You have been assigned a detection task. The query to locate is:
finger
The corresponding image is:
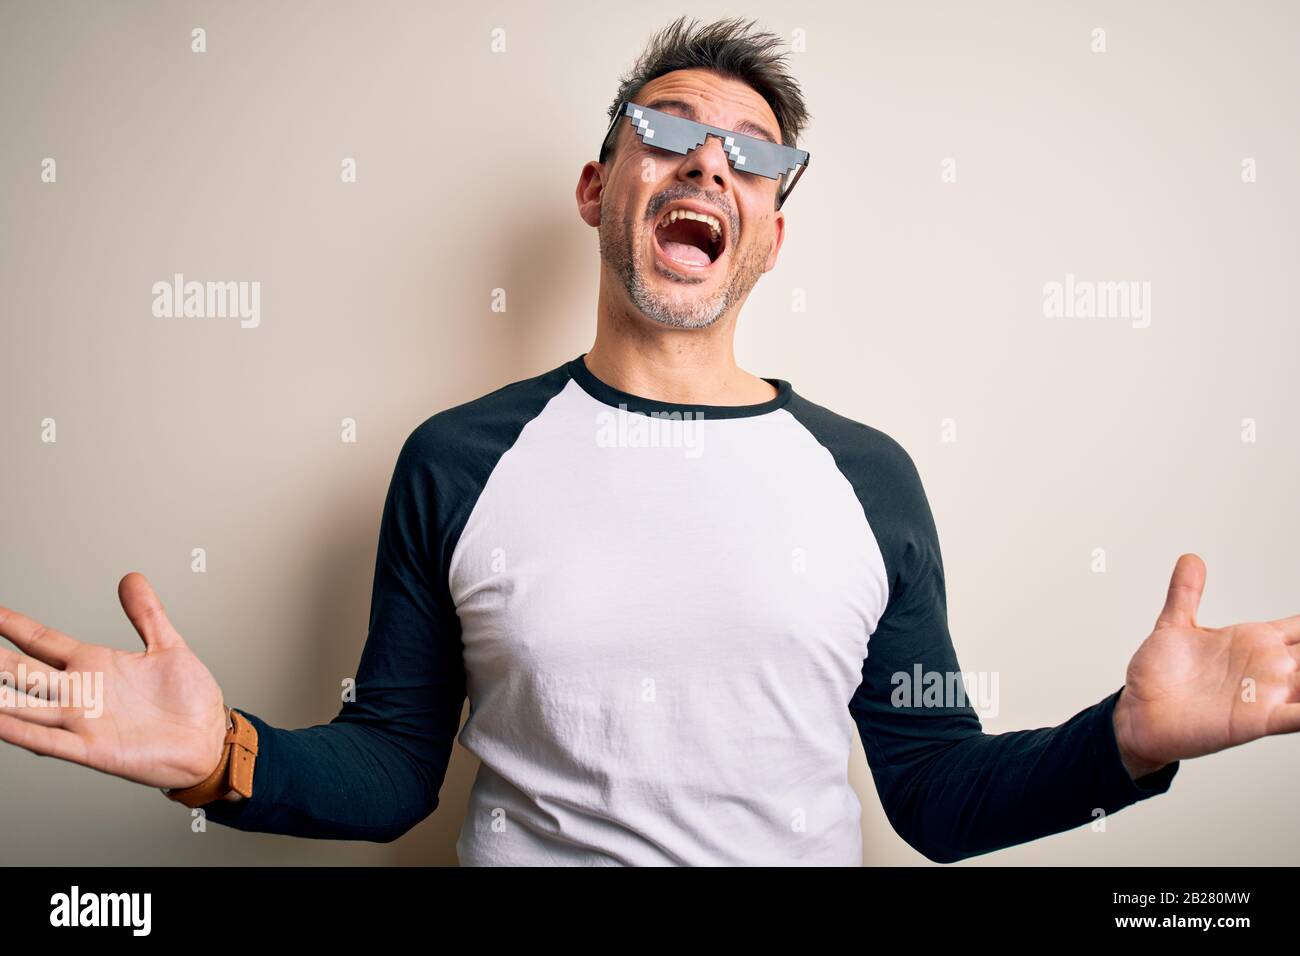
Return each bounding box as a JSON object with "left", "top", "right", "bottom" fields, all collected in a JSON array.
[
  {"left": 1155, "top": 553, "right": 1206, "bottom": 630},
  {"left": 0, "top": 691, "right": 73, "bottom": 727},
  {"left": 0, "top": 605, "right": 80, "bottom": 668},
  {"left": 1266, "top": 702, "right": 1300, "bottom": 736},
  {"left": 0, "top": 645, "right": 63, "bottom": 694},
  {"left": 1270, "top": 614, "right": 1300, "bottom": 645},
  {"left": 0, "top": 713, "right": 90, "bottom": 766},
  {"left": 118, "top": 572, "right": 185, "bottom": 652}
]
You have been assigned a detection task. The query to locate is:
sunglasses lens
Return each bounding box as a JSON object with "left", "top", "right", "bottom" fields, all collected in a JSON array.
[
  {"left": 627, "top": 108, "right": 706, "bottom": 156},
  {"left": 629, "top": 108, "right": 776, "bottom": 176},
  {"left": 617, "top": 105, "right": 807, "bottom": 202},
  {"left": 727, "top": 138, "right": 795, "bottom": 181}
]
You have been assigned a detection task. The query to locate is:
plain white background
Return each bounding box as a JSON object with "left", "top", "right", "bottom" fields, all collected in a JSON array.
[{"left": 1, "top": 0, "right": 1297, "bottom": 864}]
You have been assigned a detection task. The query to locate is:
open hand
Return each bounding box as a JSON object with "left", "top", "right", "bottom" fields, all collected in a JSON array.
[
  {"left": 0, "top": 572, "right": 228, "bottom": 790},
  {"left": 1114, "top": 553, "right": 1300, "bottom": 777}
]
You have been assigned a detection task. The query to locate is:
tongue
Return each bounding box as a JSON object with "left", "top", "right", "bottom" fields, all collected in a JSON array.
[{"left": 661, "top": 239, "right": 711, "bottom": 266}]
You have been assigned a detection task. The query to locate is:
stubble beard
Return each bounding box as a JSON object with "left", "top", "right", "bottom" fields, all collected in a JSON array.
[{"left": 598, "top": 196, "right": 766, "bottom": 331}]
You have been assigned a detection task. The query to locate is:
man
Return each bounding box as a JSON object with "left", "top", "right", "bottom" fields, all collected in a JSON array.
[{"left": 2, "top": 16, "right": 1298, "bottom": 866}]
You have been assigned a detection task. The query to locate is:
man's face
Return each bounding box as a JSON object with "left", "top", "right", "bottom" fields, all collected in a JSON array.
[{"left": 580, "top": 68, "right": 788, "bottom": 330}]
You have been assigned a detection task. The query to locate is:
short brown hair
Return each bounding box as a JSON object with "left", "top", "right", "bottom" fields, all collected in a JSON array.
[{"left": 601, "top": 16, "right": 811, "bottom": 162}]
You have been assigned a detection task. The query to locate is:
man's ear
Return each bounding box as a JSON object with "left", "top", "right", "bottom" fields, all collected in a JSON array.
[
  {"left": 576, "top": 161, "right": 604, "bottom": 228},
  {"left": 763, "top": 209, "right": 786, "bottom": 273}
]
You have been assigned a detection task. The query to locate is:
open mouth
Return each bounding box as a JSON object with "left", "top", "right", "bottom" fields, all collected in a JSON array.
[{"left": 653, "top": 205, "right": 727, "bottom": 270}]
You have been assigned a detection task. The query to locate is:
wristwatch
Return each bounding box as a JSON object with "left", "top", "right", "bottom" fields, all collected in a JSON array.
[{"left": 161, "top": 706, "right": 259, "bottom": 809}]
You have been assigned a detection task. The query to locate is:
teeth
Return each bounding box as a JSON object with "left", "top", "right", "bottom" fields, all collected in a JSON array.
[{"left": 658, "top": 208, "right": 723, "bottom": 245}]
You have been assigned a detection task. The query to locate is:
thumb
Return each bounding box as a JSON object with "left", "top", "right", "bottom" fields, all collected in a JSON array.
[
  {"left": 118, "top": 572, "right": 186, "bottom": 652},
  {"left": 1155, "top": 553, "right": 1206, "bottom": 630}
]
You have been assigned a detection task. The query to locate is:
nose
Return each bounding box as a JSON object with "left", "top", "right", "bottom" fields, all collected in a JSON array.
[{"left": 676, "top": 134, "right": 734, "bottom": 194}]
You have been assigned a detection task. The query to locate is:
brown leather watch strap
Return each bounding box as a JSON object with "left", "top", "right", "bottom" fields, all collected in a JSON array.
[
  {"left": 225, "top": 709, "right": 258, "bottom": 798},
  {"left": 164, "top": 708, "right": 259, "bottom": 809}
]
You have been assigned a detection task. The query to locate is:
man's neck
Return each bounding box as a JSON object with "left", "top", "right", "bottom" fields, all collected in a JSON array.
[
  {"left": 582, "top": 337, "right": 777, "bottom": 406},
  {"left": 586, "top": 287, "right": 777, "bottom": 405}
]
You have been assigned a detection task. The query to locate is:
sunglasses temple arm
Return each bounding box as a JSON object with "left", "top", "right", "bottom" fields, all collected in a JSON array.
[
  {"left": 777, "top": 161, "right": 808, "bottom": 210},
  {"left": 599, "top": 102, "right": 629, "bottom": 162}
]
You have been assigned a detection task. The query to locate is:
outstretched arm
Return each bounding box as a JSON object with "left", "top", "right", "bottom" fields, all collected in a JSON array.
[
  {"left": 198, "top": 427, "right": 468, "bottom": 841},
  {"left": 847, "top": 448, "right": 1179, "bottom": 864},
  {"left": 0, "top": 427, "right": 467, "bottom": 843},
  {"left": 851, "top": 449, "right": 1300, "bottom": 864},
  {"left": 852, "top": 568, "right": 1178, "bottom": 864}
]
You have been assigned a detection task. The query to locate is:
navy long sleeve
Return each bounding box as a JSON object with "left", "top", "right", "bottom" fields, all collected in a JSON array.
[
  {"left": 787, "top": 393, "right": 1180, "bottom": 864},
  {"left": 204, "top": 425, "right": 468, "bottom": 841}
]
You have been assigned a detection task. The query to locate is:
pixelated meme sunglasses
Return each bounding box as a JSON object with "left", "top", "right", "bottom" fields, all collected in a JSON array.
[{"left": 598, "top": 101, "right": 810, "bottom": 210}]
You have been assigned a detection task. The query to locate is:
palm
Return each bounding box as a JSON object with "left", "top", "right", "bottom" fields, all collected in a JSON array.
[
  {"left": 0, "top": 573, "right": 227, "bottom": 790},
  {"left": 1116, "top": 554, "right": 1300, "bottom": 768}
]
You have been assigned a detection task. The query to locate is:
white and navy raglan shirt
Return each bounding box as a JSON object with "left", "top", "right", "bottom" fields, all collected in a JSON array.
[{"left": 206, "top": 354, "right": 1179, "bottom": 865}]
